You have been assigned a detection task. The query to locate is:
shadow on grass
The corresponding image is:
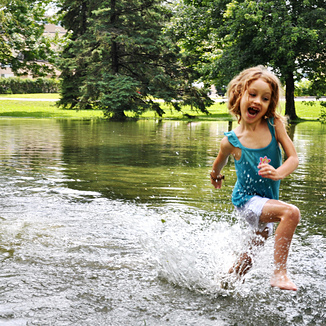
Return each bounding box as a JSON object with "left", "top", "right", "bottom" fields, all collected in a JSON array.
[
  {"left": 0, "top": 111, "right": 104, "bottom": 119},
  {"left": 179, "top": 113, "right": 233, "bottom": 121}
]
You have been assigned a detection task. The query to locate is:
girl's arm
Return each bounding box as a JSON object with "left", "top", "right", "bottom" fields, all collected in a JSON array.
[
  {"left": 211, "top": 136, "right": 233, "bottom": 189},
  {"left": 259, "top": 118, "right": 299, "bottom": 180}
]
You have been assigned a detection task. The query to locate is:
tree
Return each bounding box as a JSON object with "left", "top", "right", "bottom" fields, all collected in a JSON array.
[
  {"left": 168, "top": 1, "right": 223, "bottom": 93},
  {"left": 57, "top": 0, "right": 213, "bottom": 120},
  {"left": 183, "top": 0, "right": 326, "bottom": 120},
  {"left": 0, "top": 0, "right": 58, "bottom": 77},
  {"left": 0, "top": 2, "right": 11, "bottom": 62}
]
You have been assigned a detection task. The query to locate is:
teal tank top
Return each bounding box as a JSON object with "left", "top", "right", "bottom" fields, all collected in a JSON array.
[{"left": 225, "top": 118, "right": 282, "bottom": 207}]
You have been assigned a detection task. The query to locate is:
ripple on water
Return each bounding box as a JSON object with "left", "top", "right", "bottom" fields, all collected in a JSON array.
[{"left": 0, "top": 170, "right": 324, "bottom": 324}]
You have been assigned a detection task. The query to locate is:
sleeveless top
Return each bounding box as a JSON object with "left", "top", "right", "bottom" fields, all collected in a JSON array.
[{"left": 224, "top": 118, "right": 282, "bottom": 207}]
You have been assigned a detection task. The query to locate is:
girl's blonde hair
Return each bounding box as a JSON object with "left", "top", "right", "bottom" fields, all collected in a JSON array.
[{"left": 227, "top": 66, "right": 282, "bottom": 122}]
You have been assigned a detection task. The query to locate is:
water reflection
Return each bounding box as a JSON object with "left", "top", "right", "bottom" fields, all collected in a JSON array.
[
  {"left": 57, "top": 120, "right": 326, "bottom": 230},
  {"left": 0, "top": 119, "right": 324, "bottom": 325},
  {"left": 59, "top": 120, "right": 237, "bottom": 209}
]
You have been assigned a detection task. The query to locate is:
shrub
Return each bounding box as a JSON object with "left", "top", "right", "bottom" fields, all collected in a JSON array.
[
  {"left": 294, "top": 79, "right": 312, "bottom": 97},
  {"left": 0, "top": 77, "right": 60, "bottom": 94},
  {"left": 295, "top": 79, "right": 326, "bottom": 97},
  {"left": 320, "top": 102, "right": 326, "bottom": 124}
]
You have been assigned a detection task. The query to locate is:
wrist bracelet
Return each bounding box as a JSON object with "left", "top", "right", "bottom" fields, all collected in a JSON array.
[{"left": 210, "top": 172, "right": 225, "bottom": 182}]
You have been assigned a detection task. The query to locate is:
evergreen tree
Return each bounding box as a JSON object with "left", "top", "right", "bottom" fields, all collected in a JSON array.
[
  {"left": 58, "top": 0, "right": 213, "bottom": 120},
  {"left": 57, "top": 0, "right": 97, "bottom": 110}
]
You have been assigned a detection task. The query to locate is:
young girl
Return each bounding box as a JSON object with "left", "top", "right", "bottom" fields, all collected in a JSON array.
[{"left": 211, "top": 66, "right": 300, "bottom": 291}]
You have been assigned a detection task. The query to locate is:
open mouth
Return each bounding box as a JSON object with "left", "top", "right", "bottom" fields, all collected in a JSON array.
[{"left": 247, "top": 107, "right": 260, "bottom": 117}]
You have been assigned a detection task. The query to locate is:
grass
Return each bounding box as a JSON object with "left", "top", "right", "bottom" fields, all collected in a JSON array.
[
  {"left": 287, "top": 101, "right": 323, "bottom": 120},
  {"left": 139, "top": 100, "right": 324, "bottom": 121},
  {"left": 0, "top": 93, "right": 60, "bottom": 99},
  {"left": 0, "top": 98, "right": 104, "bottom": 119},
  {"left": 138, "top": 101, "right": 231, "bottom": 120},
  {"left": 0, "top": 93, "right": 324, "bottom": 121}
]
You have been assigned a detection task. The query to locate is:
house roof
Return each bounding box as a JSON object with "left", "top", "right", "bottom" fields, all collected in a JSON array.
[{"left": 44, "top": 23, "right": 66, "bottom": 35}]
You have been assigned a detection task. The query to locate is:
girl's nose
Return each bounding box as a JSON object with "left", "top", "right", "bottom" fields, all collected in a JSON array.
[{"left": 253, "top": 97, "right": 262, "bottom": 105}]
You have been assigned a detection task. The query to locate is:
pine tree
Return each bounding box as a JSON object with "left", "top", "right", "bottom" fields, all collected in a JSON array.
[
  {"left": 57, "top": 0, "right": 98, "bottom": 109},
  {"left": 58, "top": 0, "right": 213, "bottom": 120}
]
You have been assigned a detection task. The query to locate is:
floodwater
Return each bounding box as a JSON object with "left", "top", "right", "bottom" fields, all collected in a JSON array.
[{"left": 0, "top": 118, "right": 325, "bottom": 326}]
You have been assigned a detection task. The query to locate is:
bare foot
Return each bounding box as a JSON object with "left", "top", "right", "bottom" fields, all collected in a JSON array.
[
  {"left": 270, "top": 272, "right": 297, "bottom": 291},
  {"left": 228, "top": 252, "right": 252, "bottom": 276}
]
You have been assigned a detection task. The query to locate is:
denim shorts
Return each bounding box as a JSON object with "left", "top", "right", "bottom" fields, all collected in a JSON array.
[{"left": 235, "top": 196, "right": 274, "bottom": 237}]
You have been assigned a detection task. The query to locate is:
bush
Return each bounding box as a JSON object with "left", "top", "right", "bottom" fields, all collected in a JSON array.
[
  {"left": 0, "top": 77, "right": 60, "bottom": 94},
  {"left": 294, "top": 79, "right": 312, "bottom": 97},
  {"left": 320, "top": 102, "right": 326, "bottom": 124},
  {"left": 295, "top": 79, "right": 326, "bottom": 97}
]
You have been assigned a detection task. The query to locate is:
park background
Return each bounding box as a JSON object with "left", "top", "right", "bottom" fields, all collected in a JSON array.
[{"left": 0, "top": 1, "right": 325, "bottom": 326}]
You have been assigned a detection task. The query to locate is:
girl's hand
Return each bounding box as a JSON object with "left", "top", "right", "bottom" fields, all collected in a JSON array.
[
  {"left": 210, "top": 172, "right": 225, "bottom": 189},
  {"left": 258, "top": 163, "right": 281, "bottom": 180}
]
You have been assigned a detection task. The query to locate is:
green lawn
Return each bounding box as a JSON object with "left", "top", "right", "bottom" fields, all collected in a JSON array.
[
  {"left": 0, "top": 94, "right": 324, "bottom": 121},
  {"left": 0, "top": 93, "right": 60, "bottom": 99},
  {"left": 138, "top": 101, "right": 231, "bottom": 120},
  {"left": 0, "top": 98, "right": 104, "bottom": 119},
  {"left": 139, "top": 100, "right": 324, "bottom": 121},
  {"left": 287, "top": 101, "right": 323, "bottom": 120}
]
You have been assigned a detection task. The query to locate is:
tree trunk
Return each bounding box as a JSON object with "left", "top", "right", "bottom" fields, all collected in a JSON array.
[
  {"left": 112, "top": 41, "right": 119, "bottom": 74},
  {"left": 111, "top": 110, "right": 127, "bottom": 121},
  {"left": 285, "top": 73, "right": 298, "bottom": 120},
  {"left": 111, "top": 0, "right": 119, "bottom": 74}
]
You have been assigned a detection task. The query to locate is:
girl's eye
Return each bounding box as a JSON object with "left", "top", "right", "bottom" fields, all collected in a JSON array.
[
  {"left": 263, "top": 97, "right": 270, "bottom": 101},
  {"left": 249, "top": 93, "right": 256, "bottom": 97}
]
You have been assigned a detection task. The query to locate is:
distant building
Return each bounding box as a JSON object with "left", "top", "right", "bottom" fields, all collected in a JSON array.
[{"left": 43, "top": 23, "right": 66, "bottom": 37}]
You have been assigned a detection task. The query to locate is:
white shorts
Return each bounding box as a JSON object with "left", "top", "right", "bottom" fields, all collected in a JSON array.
[{"left": 235, "top": 196, "right": 274, "bottom": 237}]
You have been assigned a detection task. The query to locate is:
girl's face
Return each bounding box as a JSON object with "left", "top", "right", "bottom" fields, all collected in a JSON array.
[{"left": 239, "top": 78, "right": 272, "bottom": 124}]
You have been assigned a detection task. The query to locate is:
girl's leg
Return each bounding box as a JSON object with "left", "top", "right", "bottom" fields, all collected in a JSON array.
[
  {"left": 260, "top": 200, "right": 300, "bottom": 291},
  {"left": 228, "top": 227, "right": 269, "bottom": 277}
]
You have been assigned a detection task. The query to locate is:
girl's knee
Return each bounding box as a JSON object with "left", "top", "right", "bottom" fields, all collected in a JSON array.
[{"left": 285, "top": 204, "right": 300, "bottom": 225}]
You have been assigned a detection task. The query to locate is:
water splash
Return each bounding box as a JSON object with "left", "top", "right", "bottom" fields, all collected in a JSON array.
[{"left": 140, "top": 206, "right": 262, "bottom": 295}]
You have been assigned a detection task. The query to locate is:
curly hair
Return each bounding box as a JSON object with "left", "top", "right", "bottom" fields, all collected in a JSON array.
[{"left": 227, "top": 66, "right": 282, "bottom": 123}]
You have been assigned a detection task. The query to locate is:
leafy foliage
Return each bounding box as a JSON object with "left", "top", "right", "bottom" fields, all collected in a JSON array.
[
  {"left": 320, "top": 103, "right": 326, "bottom": 123},
  {"left": 0, "top": 0, "right": 58, "bottom": 77},
  {"left": 182, "top": 0, "right": 326, "bottom": 120}
]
